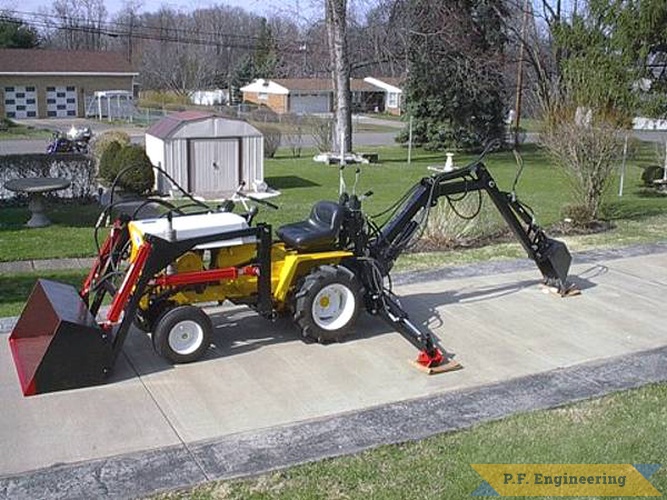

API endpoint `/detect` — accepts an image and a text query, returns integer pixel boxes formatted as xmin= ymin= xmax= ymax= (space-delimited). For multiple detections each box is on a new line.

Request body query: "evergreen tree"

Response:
xmin=402 ymin=0 xmax=507 ymax=151
xmin=254 ymin=18 xmax=277 ymax=77
xmin=0 ymin=15 xmax=39 ymax=48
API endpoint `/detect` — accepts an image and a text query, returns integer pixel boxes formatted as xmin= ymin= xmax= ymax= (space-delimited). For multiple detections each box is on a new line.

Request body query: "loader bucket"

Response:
xmin=537 ymin=238 xmax=572 ymax=292
xmin=9 ymin=279 xmax=113 ymax=396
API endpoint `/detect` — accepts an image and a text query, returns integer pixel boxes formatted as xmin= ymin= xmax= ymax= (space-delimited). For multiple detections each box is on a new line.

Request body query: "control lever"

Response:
xmin=352 ymin=167 xmax=361 ymax=195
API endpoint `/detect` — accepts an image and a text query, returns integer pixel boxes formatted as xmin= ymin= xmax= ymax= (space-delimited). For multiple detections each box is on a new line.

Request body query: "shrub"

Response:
xmin=98 ymin=141 xmax=123 ymax=186
xmin=641 ymin=165 xmax=665 ymax=187
xmin=0 ymin=154 xmax=96 ymax=200
xmin=420 ymin=195 xmax=503 ymax=249
xmin=115 ymin=145 xmax=155 ymax=194
xmin=308 ymin=117 xmax=333 ymax=152
xmin=561 ymin=203 xmax=595 ymax=226
xmin=91 ymin=130 xmax=131 ymax=160
xmin=257 ymin=125 xmax=282 ymax=158
xmin=540 ymin=107 xmax=623 ymax=221
xmin=282 ymin=114 xmax=304 ymax=158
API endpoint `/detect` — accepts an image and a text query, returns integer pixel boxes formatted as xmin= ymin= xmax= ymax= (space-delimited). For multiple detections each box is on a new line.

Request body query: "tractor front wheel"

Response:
xmin=152 ymin=305 xmax=213 ymax=363
xmin=294 ymin=265 xmax=362 ymax=343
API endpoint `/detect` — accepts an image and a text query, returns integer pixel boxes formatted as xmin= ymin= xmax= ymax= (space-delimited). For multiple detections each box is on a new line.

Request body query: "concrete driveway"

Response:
xmin=0 ymin=244 xmax=666 ymax=499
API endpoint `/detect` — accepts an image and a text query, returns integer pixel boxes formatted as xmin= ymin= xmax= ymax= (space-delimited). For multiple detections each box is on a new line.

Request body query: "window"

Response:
xmin=66 ymin=86 xmax=75 ymax=92
xmin=388 ymin=92 xmax=399 ymax=108
xmin=5 ymin=99 xmax=15 ymax=105
xmin=27 ymin=111 xmax=36 ymax=117
xmin=26 ymin=86 xmax=35 ymax=92
xmin=258 ymin=92 xmax=268 ymax=101
xmin=46 ymin=87 xmax=55 ymax=92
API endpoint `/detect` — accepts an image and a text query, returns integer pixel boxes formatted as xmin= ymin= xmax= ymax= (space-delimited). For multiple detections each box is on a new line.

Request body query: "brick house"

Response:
xmin=240 ymin=77 xmax=401 ymax=115
xmin=0 ymin=49 xmax=138 ymax=119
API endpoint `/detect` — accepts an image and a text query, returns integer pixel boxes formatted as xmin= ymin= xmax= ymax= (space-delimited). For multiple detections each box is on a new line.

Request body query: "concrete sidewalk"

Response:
xmin=0 ymin=245 xmax=666 ymax=499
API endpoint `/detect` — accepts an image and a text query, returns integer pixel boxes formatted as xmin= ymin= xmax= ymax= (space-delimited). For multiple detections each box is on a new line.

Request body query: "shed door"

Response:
xmin=190 ymin=139 xmax=240 ymax=195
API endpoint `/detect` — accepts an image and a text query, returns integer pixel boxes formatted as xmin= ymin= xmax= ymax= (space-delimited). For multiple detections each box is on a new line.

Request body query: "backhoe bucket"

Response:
xmin=9 ymin=279 xmax=113 ymax=396
xmin=537 ymin=238 xmax=572 ymax=293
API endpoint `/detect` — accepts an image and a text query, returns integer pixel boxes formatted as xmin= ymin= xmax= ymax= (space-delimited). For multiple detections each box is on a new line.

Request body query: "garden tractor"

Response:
xmin=9 ymin=148 xmax=574 ymax=396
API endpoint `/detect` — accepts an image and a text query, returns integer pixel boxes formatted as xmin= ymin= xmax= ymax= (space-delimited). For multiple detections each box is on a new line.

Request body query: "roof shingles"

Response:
xmin=0 ymin=49 xmax=137 ymax=74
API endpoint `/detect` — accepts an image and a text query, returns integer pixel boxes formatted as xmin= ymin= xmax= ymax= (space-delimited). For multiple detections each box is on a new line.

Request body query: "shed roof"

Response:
xmin=146 ymin=111 xmax=262 ymax=140
xmin=0 ymin=49 xmax=138 ymax=75
xmin=146 ymin=111 xmax=214 ymax=139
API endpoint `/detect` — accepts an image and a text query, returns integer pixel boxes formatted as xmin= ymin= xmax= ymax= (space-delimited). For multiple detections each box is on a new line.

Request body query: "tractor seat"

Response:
xmin=277 ymin=201 xmax=343 ymax=252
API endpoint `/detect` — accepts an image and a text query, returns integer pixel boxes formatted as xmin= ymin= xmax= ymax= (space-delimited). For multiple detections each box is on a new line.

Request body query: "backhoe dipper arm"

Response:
xmin=364 ymin=161 xmax=573 ymax=369
xmin=371 ymin=162 xmax=571 ymax=293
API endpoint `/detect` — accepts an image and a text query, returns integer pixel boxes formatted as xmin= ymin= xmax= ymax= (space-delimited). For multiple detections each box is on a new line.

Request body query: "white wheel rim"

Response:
xmin=168 ymin=320 xmax=204 ymax=355
xmin=312 ymin=283 xmax=356 ymax=331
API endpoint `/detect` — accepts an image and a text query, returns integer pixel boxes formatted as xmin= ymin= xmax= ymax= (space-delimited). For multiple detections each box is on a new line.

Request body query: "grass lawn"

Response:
xmin=0 ymin=269 xmax=87 ymax=318
xmin=151 ymin=383 xmax=666 ymax=499
xmin=0 ymin=119 xmax=52 ymax=139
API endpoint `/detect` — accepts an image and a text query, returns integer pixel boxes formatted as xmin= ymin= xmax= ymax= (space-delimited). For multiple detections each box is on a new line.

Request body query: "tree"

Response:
xmin=402 ymin=0 xmax=508 ymax=151
xmin=326 ymin=0 xmax=352 ymax=154
xmin=0 ymin=15 xmax=39 ymax=48
xmin=254 ymin=17 xmax=277 ymax=77
xmin=538 ymin=0 xmax=659 ymax=224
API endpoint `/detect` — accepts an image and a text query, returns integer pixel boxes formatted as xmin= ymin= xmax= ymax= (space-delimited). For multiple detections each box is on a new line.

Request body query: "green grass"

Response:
xmin=0 ymin=269 xmax=87 ymax=317
xmin=0 ymin=123 xmax=52 ymax=139
xmin=151 ymin=383 xmax=666 ymax=499
xmin=0 ymin=202 xmax=102 ymax=261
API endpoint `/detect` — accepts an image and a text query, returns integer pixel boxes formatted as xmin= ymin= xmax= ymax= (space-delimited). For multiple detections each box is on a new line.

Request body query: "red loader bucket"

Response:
xmin=8 ymin=279 xmax=113 ymax=396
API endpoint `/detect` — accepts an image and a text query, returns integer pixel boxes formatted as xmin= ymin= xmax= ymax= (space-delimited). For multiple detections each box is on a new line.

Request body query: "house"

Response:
xmin=363 ymin=77 xmax=404 ymax=116
xmin=240 ymin=77 xmax=402 ymax=115
xmin=0 ymin=48 xmax=138 ymax=119
xmin=145 ymin=111 xmax=264 ymax=199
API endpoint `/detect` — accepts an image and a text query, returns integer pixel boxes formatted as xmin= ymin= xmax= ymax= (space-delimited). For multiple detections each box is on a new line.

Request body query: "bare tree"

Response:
xmin=46 ymin=0 xmax=108 ymax=50
xmin=326 ymin=0 xmax=352 ymax=153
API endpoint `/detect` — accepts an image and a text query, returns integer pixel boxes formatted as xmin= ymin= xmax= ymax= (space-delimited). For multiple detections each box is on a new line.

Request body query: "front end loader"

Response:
xmin=9 ymin=151 xmax=574 ymax=396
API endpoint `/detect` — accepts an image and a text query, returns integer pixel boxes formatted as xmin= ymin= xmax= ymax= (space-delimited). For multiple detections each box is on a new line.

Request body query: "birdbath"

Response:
xmin=4 ymin=177 xmax=71 ymax=228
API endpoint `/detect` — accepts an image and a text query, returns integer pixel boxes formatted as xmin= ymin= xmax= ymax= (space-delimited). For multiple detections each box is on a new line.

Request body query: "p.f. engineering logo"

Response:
xmin=471 ymin=464 xmax=661 ymax=496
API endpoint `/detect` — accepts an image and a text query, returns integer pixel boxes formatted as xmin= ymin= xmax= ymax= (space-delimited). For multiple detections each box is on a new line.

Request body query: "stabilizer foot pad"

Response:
xmin=410 ymin=358 xmax=463 ymax=375
xmin=540 ymin=284 xmax=581 ymax=298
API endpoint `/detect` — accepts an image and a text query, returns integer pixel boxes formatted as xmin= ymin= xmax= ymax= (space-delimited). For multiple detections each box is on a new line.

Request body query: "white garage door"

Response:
xmin=46 ymin=86 xmax=77 ymax=117
xmin=290 ymin=93 xmax=330 ymax=114
xmin=4 ymin=86 xmax=37 ymax=119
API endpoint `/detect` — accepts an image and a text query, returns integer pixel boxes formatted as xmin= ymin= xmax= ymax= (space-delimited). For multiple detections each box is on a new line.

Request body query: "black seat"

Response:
xmin=277 ymin=201 xmax=343 ymax=252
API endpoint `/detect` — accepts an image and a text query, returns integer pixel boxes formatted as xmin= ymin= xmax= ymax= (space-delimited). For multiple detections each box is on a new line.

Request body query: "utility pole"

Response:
xmin=513 ymin=0 xmax=530 ymax=149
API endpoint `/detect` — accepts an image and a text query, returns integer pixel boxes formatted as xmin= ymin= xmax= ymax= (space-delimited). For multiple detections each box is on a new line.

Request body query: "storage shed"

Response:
xmin=145 ymin=111 xmax=264 ymax=198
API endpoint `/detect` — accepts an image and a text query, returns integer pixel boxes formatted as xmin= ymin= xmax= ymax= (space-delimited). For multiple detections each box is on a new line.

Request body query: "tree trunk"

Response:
xmin=326 ymin=0 xmax=352 ymax=154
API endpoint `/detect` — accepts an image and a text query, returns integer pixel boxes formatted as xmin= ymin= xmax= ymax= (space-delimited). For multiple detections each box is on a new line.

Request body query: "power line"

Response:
xmin=2 ymin=8 xmax=308 ymax=52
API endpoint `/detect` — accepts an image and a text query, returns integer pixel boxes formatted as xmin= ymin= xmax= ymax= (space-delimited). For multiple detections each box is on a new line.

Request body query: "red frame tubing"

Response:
xmin=80 ymin=222 xmax=122 ymax=300
xmin=105 ymin=241 xmax=153 ymax=325
xmin=416 ymin=348 xmax=444 ymax=368
xmin=153 ymin=265 xmax=259 ymax=287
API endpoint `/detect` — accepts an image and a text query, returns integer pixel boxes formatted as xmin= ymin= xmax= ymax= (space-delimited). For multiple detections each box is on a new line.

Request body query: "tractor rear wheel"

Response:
xmin=152 ymin=305 xmax=213 ymax=363
xmin=293 ymin=265 xmax=362 ymax=343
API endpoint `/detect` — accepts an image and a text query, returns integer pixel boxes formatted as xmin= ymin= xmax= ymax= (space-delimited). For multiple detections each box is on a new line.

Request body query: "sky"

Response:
xmin=1 ymin=0 xmax=318 ymax=18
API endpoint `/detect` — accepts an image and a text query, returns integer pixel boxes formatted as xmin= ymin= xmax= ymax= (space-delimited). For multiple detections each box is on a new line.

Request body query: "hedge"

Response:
xmin=0 ymin=153 xmax=96 ymax=200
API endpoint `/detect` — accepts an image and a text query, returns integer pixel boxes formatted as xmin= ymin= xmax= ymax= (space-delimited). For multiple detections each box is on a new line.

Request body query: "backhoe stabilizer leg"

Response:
xmin=375 ymin=292 xmax=460 ymax=372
